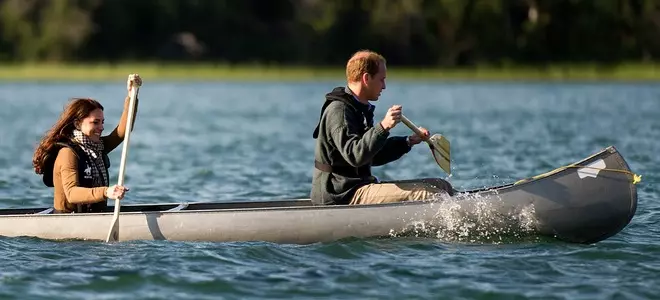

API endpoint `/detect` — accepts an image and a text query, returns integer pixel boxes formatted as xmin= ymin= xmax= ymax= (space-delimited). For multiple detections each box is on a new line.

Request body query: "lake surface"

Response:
xmin=0 ymin=80 xmax=657 ymax=299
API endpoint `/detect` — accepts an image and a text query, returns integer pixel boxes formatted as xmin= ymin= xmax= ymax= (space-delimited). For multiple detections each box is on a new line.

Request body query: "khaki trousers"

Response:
xmin=349 ymin=178 xmax=455 ymax=205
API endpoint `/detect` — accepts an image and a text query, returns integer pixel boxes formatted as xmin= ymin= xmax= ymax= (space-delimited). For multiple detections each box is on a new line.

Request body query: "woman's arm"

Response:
xmin=102 ymin=95 xmax=139 ymax=152
xmin=56 ymin=148 xmax=107 ymax=204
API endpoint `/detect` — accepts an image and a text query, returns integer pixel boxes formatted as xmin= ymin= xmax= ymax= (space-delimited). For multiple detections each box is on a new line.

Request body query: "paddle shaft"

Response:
xmin=116 ymin=87 xmax=138 ymax=186
xmin=105 ymin=86 xmax=139 ymax=243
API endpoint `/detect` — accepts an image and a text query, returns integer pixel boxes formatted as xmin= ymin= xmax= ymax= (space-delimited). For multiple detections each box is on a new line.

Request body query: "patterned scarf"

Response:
xmin=71 ymin=129 xmax=108 ymax=187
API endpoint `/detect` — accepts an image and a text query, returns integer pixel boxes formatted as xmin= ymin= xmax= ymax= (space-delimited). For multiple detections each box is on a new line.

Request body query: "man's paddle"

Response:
xmin=105 ymin=81 xmax=140 ymax=243
xmin=400 ymin=115 xmax=451 ymax=175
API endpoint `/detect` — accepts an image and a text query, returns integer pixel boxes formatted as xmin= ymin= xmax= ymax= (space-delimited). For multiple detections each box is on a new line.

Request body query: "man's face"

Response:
xmin=364 ymin=63 xmax=387 ymax=101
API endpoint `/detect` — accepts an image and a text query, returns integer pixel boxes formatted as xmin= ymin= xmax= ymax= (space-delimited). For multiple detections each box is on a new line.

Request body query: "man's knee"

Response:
xmin=419 ymin=178 xmax=455 ymax=196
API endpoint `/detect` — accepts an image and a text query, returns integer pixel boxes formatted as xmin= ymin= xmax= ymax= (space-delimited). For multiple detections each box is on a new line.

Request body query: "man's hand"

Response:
xmin=380 ymin=105 xmax=402 ymax=131
xmin=408 ymin=127 xmax=430 ymax=146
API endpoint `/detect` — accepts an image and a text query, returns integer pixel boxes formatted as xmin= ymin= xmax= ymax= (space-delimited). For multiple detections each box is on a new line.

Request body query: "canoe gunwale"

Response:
xmin=0 ymin=198 xmax=450 ymax=218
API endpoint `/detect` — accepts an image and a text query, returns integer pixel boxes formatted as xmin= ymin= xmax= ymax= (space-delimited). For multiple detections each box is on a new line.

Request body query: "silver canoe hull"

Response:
xmin=0 ymin=146 xmax=638 ymax=244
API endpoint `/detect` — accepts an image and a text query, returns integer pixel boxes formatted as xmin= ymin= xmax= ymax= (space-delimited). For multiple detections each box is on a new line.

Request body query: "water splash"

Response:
xmin=389 ymin=191 xmax=538 ymax=244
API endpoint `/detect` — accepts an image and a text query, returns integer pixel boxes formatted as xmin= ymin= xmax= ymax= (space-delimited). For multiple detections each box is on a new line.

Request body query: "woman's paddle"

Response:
xmin=401 ymin=115 xmax=451 ymax=175
xmin=105 ymin=82 xmax=140 ymax=243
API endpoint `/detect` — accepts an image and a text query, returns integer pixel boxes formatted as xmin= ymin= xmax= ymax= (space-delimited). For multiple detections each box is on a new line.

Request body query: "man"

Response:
xmin=311 ymin=49 xmax=454 ymax=205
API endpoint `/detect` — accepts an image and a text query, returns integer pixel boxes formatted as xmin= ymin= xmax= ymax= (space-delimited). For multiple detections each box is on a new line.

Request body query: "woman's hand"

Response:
xmin=105 ymin=185 xmax=129 ymax=200
xmin=126 ymin=74 xmax=142 ymax=93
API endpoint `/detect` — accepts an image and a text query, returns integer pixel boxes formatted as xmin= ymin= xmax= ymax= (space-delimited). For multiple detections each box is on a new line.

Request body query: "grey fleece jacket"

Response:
xmin=310 ymin=86 xmax=412 ymax=205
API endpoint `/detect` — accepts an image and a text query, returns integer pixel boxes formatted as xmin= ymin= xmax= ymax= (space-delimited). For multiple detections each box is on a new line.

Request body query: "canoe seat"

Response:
xmin=166 ymin=203 xmax=189 ymax=212
xmin=35 ymin=208 xmax=54 ymax=215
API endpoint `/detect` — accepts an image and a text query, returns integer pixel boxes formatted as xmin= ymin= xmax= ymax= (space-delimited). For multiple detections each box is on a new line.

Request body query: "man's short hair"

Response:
xmin=346 ymin=50 xmax=386 ymax=82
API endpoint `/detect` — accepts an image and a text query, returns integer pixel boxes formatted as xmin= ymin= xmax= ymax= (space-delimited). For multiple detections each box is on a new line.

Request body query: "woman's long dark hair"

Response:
xmin=33 ymin=98 xmax=104 ymax=174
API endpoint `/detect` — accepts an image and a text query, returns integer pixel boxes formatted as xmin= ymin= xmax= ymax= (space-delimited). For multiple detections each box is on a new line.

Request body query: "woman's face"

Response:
xmin=78 ymin=108 xmax=105 ymax=142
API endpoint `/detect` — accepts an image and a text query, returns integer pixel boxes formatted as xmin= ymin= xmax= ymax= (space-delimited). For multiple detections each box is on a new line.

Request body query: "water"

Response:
xmin=0 ymin=80 xmax=657 ymax=299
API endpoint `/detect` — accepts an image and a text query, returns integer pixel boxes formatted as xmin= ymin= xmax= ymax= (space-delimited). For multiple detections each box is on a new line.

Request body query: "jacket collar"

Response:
xmin=344 ymin=86 xmax=375 ymax=112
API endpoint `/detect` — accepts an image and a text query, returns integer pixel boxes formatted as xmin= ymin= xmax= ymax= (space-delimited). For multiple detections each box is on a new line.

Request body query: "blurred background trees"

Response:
xmin=0 ymin=0 xmax=658 ymax=67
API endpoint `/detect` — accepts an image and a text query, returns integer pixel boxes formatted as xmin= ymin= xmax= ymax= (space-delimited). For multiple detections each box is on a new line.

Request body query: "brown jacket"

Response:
xmin=53 ymin=96 xmax=138 ymax=213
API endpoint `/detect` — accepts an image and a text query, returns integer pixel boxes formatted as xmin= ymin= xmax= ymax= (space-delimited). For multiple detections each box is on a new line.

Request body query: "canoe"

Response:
xmin=0 ymin=146 xmax=638 ymax=244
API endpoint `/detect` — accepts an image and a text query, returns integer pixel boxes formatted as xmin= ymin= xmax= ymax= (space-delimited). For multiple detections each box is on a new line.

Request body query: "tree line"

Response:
xmin=0 ymin=0 xmax=658 ymax=67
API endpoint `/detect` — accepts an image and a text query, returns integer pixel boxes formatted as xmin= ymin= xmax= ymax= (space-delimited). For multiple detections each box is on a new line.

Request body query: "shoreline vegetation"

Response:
xmin=0 ymin=62 xmax=659 ymax=82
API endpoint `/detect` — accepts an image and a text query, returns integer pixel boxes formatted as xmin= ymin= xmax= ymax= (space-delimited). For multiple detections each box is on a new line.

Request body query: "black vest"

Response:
xmin=42 ymin=141 xmax=111 ymax=213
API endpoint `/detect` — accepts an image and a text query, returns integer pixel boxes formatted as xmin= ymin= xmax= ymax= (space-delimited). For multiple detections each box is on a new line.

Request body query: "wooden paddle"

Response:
xmin=105 ymin=82 xmax=140 ymax=243
xmin=400 ymin=115 xmax=451 ymax=175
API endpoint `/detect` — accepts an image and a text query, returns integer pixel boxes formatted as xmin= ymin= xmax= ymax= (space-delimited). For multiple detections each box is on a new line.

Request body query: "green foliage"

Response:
xmin=0 ymin=0 xmax=658 ymax=66
xmin=0 ymin=0 xmax=97 ymax=61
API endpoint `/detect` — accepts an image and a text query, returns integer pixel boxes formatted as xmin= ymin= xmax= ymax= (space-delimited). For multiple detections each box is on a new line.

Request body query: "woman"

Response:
xmin=32 ymin=74 xmax=143 ymax=213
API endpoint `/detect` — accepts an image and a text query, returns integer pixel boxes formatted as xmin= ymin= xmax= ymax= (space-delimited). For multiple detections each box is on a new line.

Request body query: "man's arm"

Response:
xmin=371 ymin=136 xmax=411 ymax=166
xmin=327 ymin=106 xmax=390 ymax=167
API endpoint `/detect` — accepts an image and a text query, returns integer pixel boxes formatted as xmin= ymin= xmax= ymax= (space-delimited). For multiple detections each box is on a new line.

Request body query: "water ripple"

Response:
xmin=0 ymin=81 xmax=657 ymax=299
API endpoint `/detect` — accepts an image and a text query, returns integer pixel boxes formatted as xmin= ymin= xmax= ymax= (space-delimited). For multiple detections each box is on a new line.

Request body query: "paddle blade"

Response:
xmin=428 ymin=134 xmax=451 ymax=174
xmin=105 ymin=212 xmax=119 ymax=242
